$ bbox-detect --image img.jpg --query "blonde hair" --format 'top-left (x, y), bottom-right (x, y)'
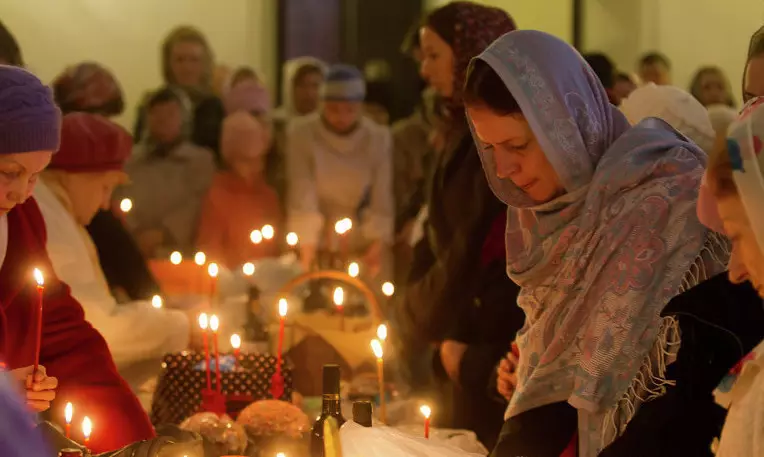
top-left (161, 26), bottom-right (214, 90)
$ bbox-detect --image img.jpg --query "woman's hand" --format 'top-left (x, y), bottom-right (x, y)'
top-left (11, 365), bottom-right (58, 412)
top-left (440, 340), bottom-right (468, 382)
top-left (497, 345), bottom-right (519, 401)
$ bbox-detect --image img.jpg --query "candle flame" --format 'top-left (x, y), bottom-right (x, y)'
top-left (32, 268), bottom-right (44, 286)
top-left (207, 262), bottom-right (219, 278)
top-left (82, 416), bottom-right (92, 439)
top-left (261, 224), bottom-right (275, 240)
top-left (151, 295), bottom-right (163, 309)
top-left (230, 333), bottom-right (241, 349)
top-left (333, 287), bottom-right (344, 307)
top-left (342, 218), bottom-right (353, 231)
top-left (194, 252), bottom-right (207, 266)
top-left (381, 281), bottom-right (395, 297)
top-left (420, 405), bottom-right (431, 419)
top-left (119, 198), bottom-right (132, 213)
top-left (209, 314), bottom-right (219, 332)
top-left (371, 339), bottom-right (384, 359)
top-left (250, 229), bottom-right (263, 244)
top-left (278, 298), bottom-right (288, 317)
top-left (276, 453), bottom-right (286, 457)
top-left (242, 262), bottom-right (255, 276)
top-left (348, 262), bottom-right (360, 278)
top-left (169, 251), bottom-right (183, 265)
top-left (198, 312), bottom-right (208, 330)
top-left (377, 324), bottom-right (388, 341)
top-left (64, 402), bottom-right (73, 424)
top-left (334, 217), bottom-right (353, 235)
top-left (286, 232), bottom-right (299, 246)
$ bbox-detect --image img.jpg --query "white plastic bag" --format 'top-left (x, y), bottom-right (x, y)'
top-left (340, 421), bottom-right (487, 457)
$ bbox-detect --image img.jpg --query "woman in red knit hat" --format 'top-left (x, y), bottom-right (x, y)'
top-left (34, 112), bottom-right (190, 392)
top-left (0, 65), bottom-right (155, 452)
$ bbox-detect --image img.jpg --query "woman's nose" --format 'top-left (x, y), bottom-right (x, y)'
top-left (494, 152), bottom-right (520, 179)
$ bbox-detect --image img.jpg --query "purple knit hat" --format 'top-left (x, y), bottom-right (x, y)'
top-left (0, 65), bottom-right (61, 154)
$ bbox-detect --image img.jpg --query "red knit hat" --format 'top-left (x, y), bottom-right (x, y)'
top-left (49, 112), bottom-right (132, 172)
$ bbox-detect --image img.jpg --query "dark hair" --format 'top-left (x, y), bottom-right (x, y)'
top-left (689, 66), bottom-right (735, 108)
top-left (401, 16), bottom-right (423, 56)
top-left (639, 52), bottom-right (671, 69)
top-left (463, 59), bottom-right (521, 115)
top-left (584, 53), bottom-right (616, 89)
top-left (293, 64), bottom-right (323, 87)
top-left (147, 88), bottom-right (182, 110)
top-left (0, 20), bottom-right (23, 66)
top-left (744, 26), bottom-right (764, 101)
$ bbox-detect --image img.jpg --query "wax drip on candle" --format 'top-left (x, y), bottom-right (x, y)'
top-left (151, 295), bottom-right (163, 309)
top-left (119, 198), bottom-right (132, 213)
top-left (170, 251), bottom-right (183, 265)
top-left (242, 262), bottom-right (255, 276)
top-left (250, 229), bottom-right (263, 244)
top-left (261, 224), bottom-right (275, 240)
top-left (348, 262), bottom-right (360, 278)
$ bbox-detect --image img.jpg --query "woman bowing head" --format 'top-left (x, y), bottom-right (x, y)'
top-left (464, 31), bottom-right (727, 456)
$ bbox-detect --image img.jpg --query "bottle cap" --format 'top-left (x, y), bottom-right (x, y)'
top-left (353, 401), bottom-right (373, 427)
top-left (323, 364), bottom-right (341, 394)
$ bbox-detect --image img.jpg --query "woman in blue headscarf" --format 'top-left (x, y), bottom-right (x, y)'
top-left (463, 30), bottom-right (728, 456)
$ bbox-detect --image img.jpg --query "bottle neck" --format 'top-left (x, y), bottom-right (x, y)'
top-left (321, 393), bottom-right (341, 416)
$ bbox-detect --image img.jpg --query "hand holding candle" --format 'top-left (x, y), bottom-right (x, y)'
top-left (333, 287), bottom-right (345, 331)
top-left (371, 339), bottom-right (386, 423)
top-left (420, 405), bottom-right (432, 439)
top-left (271, 298), bottom-right (288, 399)
top-left (64, 402), bottom-right (73, 438)
top-left (199, 313), bottom-right (212, 391)
top-left (82, 416), bottom-right (92, 446)
top-left (210, 314), bottom-right (222, 393)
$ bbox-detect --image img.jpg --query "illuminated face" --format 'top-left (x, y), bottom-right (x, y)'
top-left (718, 195), bottom-right (764, 297)
top-left (322, 100), bottom-right (363, 134)
top-left (293, 69), bottom-right (324, 115)
top-left (0, 151), bottom-right (52, 214)
top-left (60, 171), bottom-right (127, 225)
top-left (468, 106), bottom-right (564, 203)
top-left (169, 40), bottom-right (206, 88)
top-left (419, 26), bottom-right (455, 98)
top-left (744, 56), bottom-right (764, 103)
top-left (696, 70), bottom-right (729, 106)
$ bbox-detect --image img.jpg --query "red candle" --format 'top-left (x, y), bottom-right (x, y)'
top-left (210, 314), bottom-right (222, 393)
top-left (199, 313), bottom-right (212, 391)
top-left (230, 333), bottom-right (241, 369)
top-left (64, 402), bottom-right (73, 439)
top-left (276, 299), bottom-right (287, 374)
top-left (420, 405), bottom-right (431, 439)
top-left (333, 287), bottom-right (345, 331)
top-left (82, 416), bottom-right (92, 447)
top-left (32, 269), bottom-right (44, 380)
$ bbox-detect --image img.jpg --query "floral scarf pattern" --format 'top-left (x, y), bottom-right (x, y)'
top-left (468, 31), bottom-right (723, 454)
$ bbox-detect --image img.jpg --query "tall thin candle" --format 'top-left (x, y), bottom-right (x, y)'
top-left (371, 339), bottom-right (386, 423)
top-left (198, 313), bottom-right (212, 391)
top-left (194, 252), bottom-right (207, 295)
top-left (210, 314), bottom-right (222, 393)
top-left (333, 287), bottom-right (345, 331)
top-left (82, 416), bottom-right (92, 446)
top-left (276, 298), bottom-right (288, 374)
top-left (64, 402), bottom-right (73, 439)
top-left (207, 263), bottom-right (219, 308)
top-left (420, 405), bottom-right (431, 439)
top-left (32, 269), bottom-right (44, 379)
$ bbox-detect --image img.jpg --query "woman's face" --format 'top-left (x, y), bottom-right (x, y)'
top-left (0, 151), bottom-right (52, 214)
top-left (293, 69), bottom-right (324, 115)
top-left (419, 26), bottom-right (455, 98)
top-left (468, 106), bottom-right (564, 203)
top-left (62, 171), bottom-right (126, 225)
top-left (718, 195), bottom-right (764, 297)
top-left (169, 40), bottom-right (206, 88)
top-left (697, 71), bottom-right (728, 106)
top-left (744, 55), bottom-right (764, 102)
top-left (323, 101), bottom-right (363, 134)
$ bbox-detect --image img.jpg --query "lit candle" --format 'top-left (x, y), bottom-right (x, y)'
top-left (286, 232), bottom-right (299, 252)
top-left (230, 333), bottom-right (241, 369)
top-left (276, 298), bottom-right (288, 375)
top-left (194, 251), bottom-right (207, 295)
top-left (261, 224), bottom-right (275, 240)
top-left (119, 198), bottom-right (132, 213)
top-left (333, 287), bottom-right (345, 331)
top-left (210, 314), bottom-right (222, 393)
top-left (82, 416), bottom-right (92, 446)
top-left (250, 229), bottom-right (263, 244)
top-left (371, 339), bottom-right (386, 423)
top-left (199, 313), bottom-right (212, 391)
top-left (32, 268), bottom-right (44, 380)
top-left (242, 262), bottom-right (255, 276)
top-left (170, 251), bottom-right (183, 265)
top-left (64, 402), bottom-right (73, 439)
top-left (334, 218), bottom-right (353, 267)
top-left (276, 453), bottom-right (286, 457)
top-left (151, 295), bottom-right (163, 309)
top-left (207, 263), bottom-right (219, 308)
top-left (381, 282), bottom-right (395, 298)
top-left (420, 405), bottom-right (432, 439)
top-left (377, 324), bottom-right (387, 342)
top-left (348, 262), bottom-right (360, 278)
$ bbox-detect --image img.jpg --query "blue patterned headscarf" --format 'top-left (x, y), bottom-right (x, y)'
top-left (468, 30), bottom-right (725, 454)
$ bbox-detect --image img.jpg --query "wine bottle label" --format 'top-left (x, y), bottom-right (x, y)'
top-left (322, 393), bottom-right (341, 401)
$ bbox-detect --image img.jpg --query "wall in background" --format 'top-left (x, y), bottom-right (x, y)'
top-left (1, 0), bottom-right (277, 128)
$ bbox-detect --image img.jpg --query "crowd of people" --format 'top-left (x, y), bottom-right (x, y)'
top-left (1, 1), bottom-right (764, 456)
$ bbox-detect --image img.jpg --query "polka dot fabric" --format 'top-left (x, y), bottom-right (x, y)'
top-left (149, 352), bottom-right (293, 425)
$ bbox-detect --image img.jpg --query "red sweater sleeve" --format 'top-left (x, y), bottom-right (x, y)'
top-left (0, 198), bottom-right (155, 453)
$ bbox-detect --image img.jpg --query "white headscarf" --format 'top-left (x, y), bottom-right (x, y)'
top-left (273, 57), bottom-right (327, 121)
top-left (620, 83), bottom-right (717, 152)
